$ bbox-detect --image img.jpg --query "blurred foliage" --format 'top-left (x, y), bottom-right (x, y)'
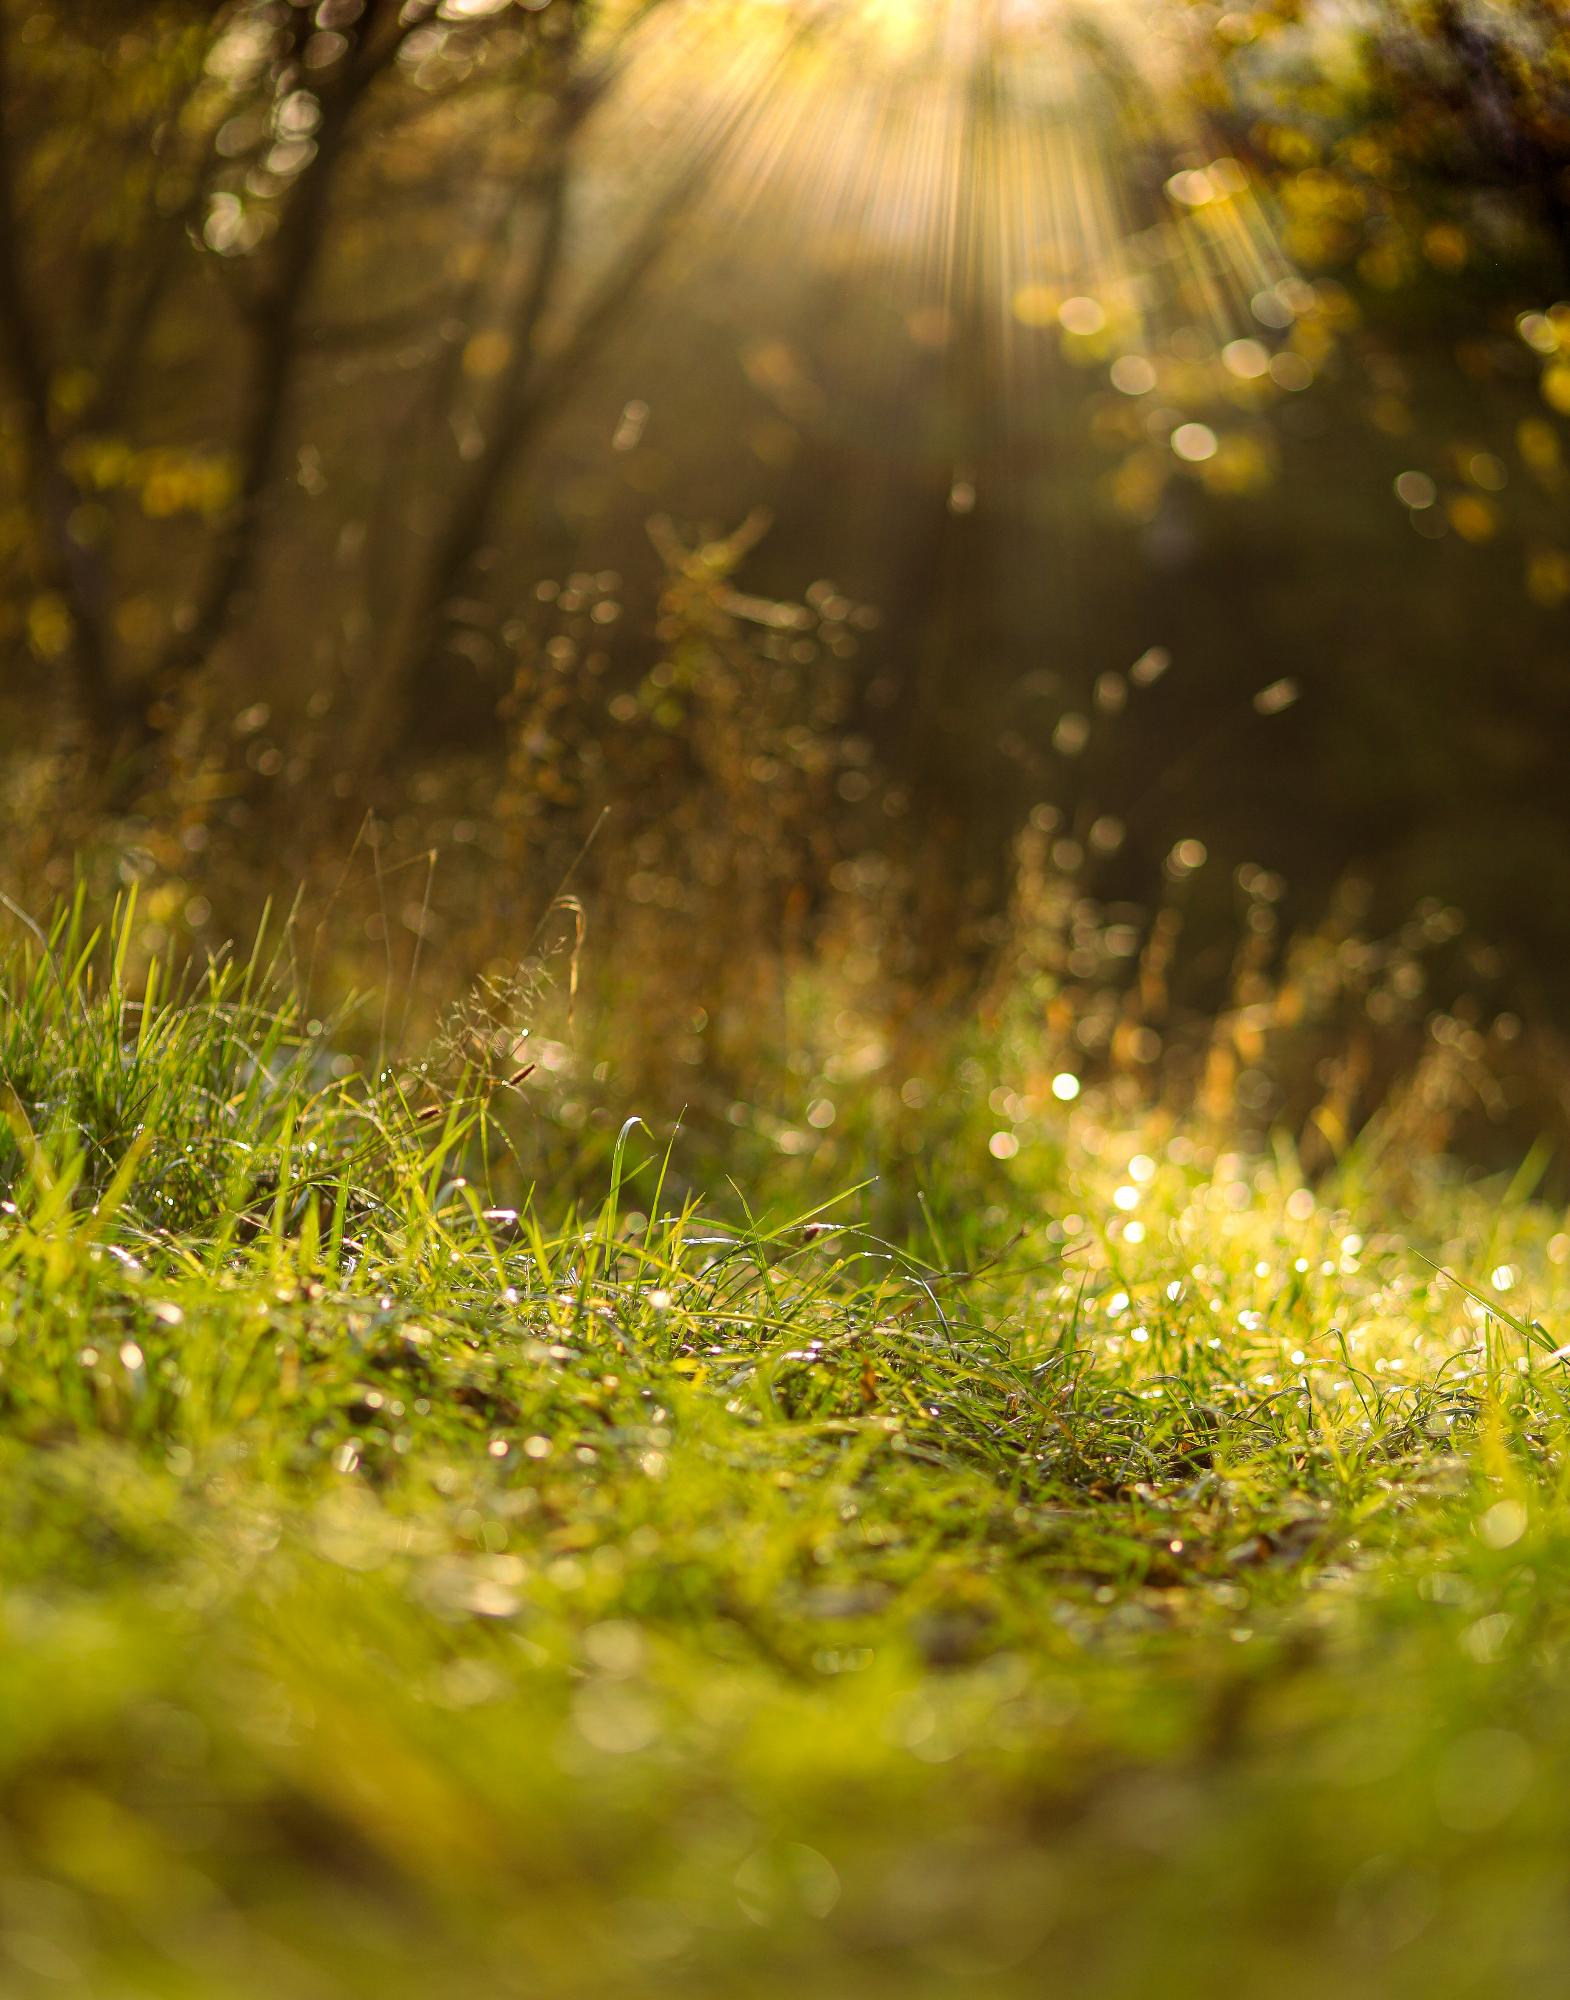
top-left (1185, 0), bottom-right (1570, 568)
top-left (4, 0), bottom-right (1570, 1027)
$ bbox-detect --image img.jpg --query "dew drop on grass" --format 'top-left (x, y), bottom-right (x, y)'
top-left (1477, 1499), bottom-right (1527, 1550)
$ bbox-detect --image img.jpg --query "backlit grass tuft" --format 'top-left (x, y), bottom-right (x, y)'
top-left (2, 900), bottom-right (1569, 1998)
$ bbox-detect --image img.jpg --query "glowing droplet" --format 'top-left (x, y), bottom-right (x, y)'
top-left (1253, 678), bottom-right (1300, 716)
top-left (1516, 311), bottom-right (1558, 355)
top-left (1110, 354), bottom-right (1156, 395)
top-left (1166, 169), bottom-right (1214, 207)
top-left (1478, 1500), bottom-right (1527, 1550)
top-left (1222, 338), bottom-right (1270, 380)
top-left (1269, 352), bottom-right (1313, 391)
top-left (1171, 423), bottom-right (1218, 463)
top-left (1058, 295), bottom-right (1106, 336)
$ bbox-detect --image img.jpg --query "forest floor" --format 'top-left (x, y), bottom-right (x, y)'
top-left (2, 905), bottom-right (1569, 1999)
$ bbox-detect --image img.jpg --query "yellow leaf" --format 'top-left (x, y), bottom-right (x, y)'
top-left (1447, 493), bottom-right (1497, 543)
top-left (1526, 547), bottom-right (1570, 608)
top-left (26, 593), bottom-right (72, 659)
top-left (463, 330), bottom-right (513, 380)
top-left (1542, 363), bottom-right (1570, 416)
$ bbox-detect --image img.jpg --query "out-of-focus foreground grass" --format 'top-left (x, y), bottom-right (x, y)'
top-left (1, 896), bottom-right (1569, 1999)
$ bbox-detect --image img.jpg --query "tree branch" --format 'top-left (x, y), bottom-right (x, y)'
top-left (0, 10), bottom-right (117, 728)
top-left (87, 44), bottom-right (235, 433)
top-left (385, 7), bottom-right (822, 737)
top-left (150, 0), bottom-right (413, 696)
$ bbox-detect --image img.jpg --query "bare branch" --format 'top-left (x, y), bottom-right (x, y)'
top-left (151, 0), bottom-right (419, 695)
top-left (0, 10), bottom-right (117, 726)
top-left (88, 45), bottom-right (236, 432)
top-left (384, 8), bottom-right (824, 735)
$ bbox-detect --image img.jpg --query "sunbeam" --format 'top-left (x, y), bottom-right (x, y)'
top-left (580, 0), bottom-right (1325, 498)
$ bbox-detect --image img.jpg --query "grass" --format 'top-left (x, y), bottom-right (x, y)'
top-left (3, 897), bottom-right (1570, 1998)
